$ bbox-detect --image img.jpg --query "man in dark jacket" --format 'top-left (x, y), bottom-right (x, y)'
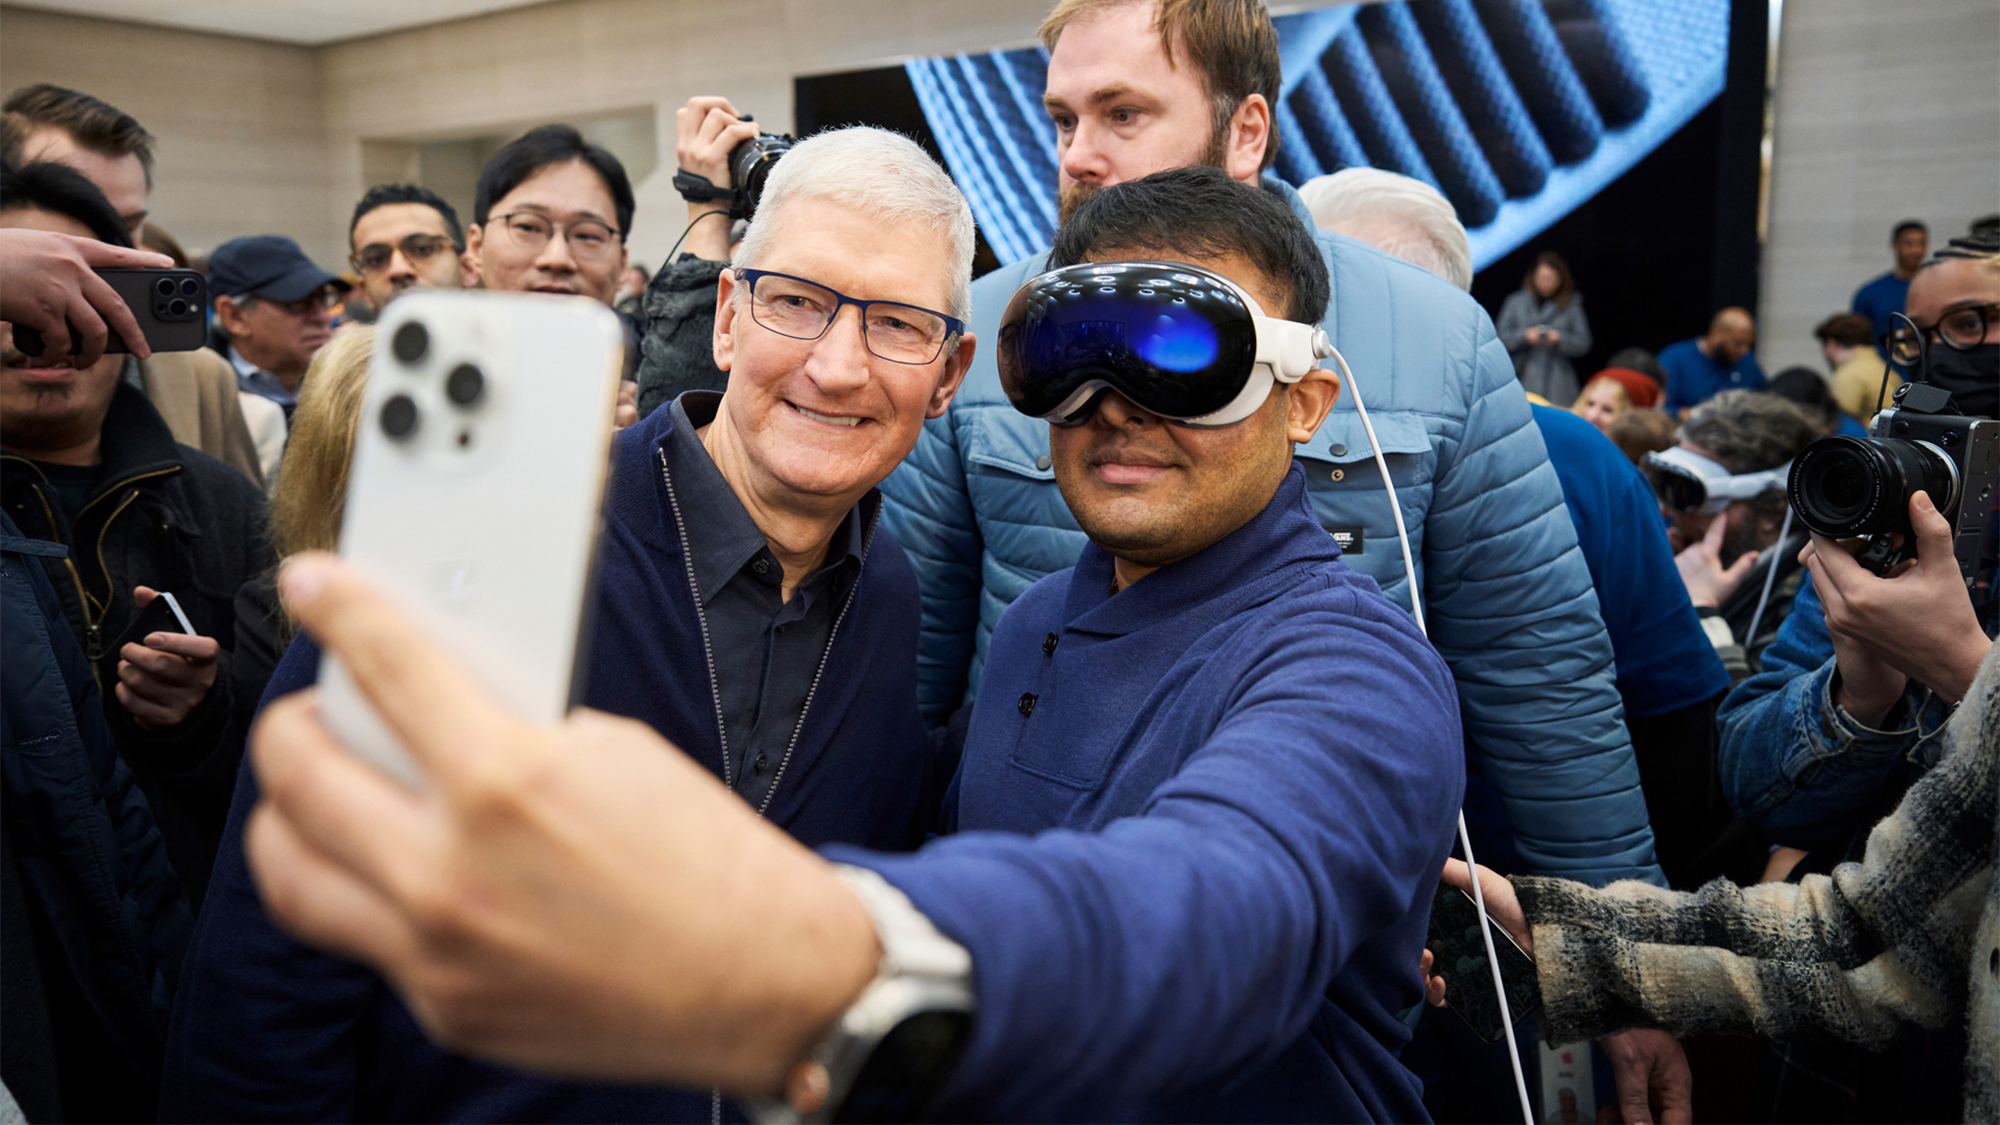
top-left (2, 507), bottom-right (193, 1122)
top-left (162, 125), bottom-right (976, 1123)
top-left (0, 162), bottom-right (272, 906)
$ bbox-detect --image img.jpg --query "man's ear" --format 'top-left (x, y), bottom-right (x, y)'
top-left (928, 332), bottom-right (977, 419)
top-left (215, 294), bottom-right (248, 336)
top-left (1285, 365), bottom-right (1342, 444)
top-left (1225, 94), bottom-right (1272, 184)
top-left (712, 267), bottom-right (739, 373)
top-left (463, 225), bottom-right (485, 289)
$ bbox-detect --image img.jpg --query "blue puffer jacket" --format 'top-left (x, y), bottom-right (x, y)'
top-left (881, 176), bottom-right (1661, 886)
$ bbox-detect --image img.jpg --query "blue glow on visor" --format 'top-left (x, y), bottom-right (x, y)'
top-left (1135, 312), bottom-right (1219, 373)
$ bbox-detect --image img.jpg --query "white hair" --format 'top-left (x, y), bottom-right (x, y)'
top-left (1297, 167), bottom-right (1474, 292)
top-left (732, 126), bottom-right (976, 323)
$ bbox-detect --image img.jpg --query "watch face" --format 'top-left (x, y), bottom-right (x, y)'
top-left (833, 1010), bottom-right (975, 1124)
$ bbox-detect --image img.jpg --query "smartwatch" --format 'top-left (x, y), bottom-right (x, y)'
top-left (756, 866), bottom-right (975, 1124)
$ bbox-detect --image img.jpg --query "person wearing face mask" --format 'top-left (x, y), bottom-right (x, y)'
top-left (1714, 232), bottom-right (1997, 1122)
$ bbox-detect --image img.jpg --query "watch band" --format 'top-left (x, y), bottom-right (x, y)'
top-left (754, 866), bottom-right (974, 1125)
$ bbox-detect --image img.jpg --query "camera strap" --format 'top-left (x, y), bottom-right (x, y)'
top-left (672, 169), bottom-right (733, 206)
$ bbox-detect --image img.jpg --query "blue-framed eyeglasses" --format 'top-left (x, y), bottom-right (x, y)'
top-left (735, 268), bottom-right (963, 365)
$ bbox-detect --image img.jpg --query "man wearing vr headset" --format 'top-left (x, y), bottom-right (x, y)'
top-left (234, 168), bottom-right (1466, 1125)
top-left (1643, 390), bottom-right (1823, 677)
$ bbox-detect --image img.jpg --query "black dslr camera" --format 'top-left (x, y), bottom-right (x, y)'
top-left (1787, 382), bottom-right (2000, 582)
top-left (671, 114), bottom-right (794, 221)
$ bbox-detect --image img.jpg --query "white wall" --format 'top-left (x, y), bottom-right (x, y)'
top-left (2, 0), bottom-right (1055, 270)
top-left (1759, 0), bottom-right (2000, 375)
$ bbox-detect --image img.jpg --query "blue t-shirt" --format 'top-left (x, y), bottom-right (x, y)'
top-left (1851, 271), bottom-right (1909, 347)
top-left (1532, 406), bottom-right (1729, 716)
top-left (1659, 337), bottom-right (1766, 411)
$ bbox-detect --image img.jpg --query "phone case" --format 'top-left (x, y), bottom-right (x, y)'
top-left (12, 268), bottom-right (209, 356)
top-left (319, 291), bottom-right (624, 788)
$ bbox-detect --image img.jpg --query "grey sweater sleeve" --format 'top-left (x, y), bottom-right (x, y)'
top-left (634, 255), bottom-right (729, 419)
top-left (1516, 641), bottom-right (1998, 1049)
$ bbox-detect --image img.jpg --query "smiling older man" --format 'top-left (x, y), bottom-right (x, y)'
top-left (162, 126), bottom-right (977, 1123)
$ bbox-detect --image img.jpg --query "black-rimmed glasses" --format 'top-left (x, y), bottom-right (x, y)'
top-left (1881, 304), bottom-right (1999, 367)
top-left (352, 233), bottom-right (458, 274)
top-left (736, 269), bottom-right (963, 365)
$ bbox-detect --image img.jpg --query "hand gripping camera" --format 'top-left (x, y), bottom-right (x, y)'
top-left (1787, 381), bottom-right (2000, 582)
top-left (671, 115), bottom-right (794, 222)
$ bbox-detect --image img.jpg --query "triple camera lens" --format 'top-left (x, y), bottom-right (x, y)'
top-left (380, 318), bottom-right (484, 441)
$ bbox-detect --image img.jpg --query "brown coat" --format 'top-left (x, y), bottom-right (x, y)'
top-left (138, 349), bottom-right (264, 489)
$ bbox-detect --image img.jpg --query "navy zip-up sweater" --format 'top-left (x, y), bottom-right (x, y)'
top-left (836, 465), bottom-right (1465, 1122)
top-left (161, 404), bottom-right (931, 1122)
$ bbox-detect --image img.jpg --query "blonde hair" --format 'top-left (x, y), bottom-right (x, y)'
top-left (270, 326), bottom-right (373, 559)
top-left (1571, 375), bottom-right (1633, 417)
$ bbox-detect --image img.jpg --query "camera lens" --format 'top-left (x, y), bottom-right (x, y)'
top-left (168, 298), bottom-right (189, 317)
top-left (445, 363), bottom-right (484, 407)
top-left (1789, 435), bottom-right (1954, 539)
top-left (155, 277), bottom-right (176, 297)
top-left (180, 278), bottom-right (200, 297)
top-left (393, 321), bottom-right (429, 364)
top-left (380, 393), bottom-right (420, 439)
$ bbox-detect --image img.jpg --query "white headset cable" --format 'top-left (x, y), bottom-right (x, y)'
top-left (1326, 345), bottom-right (1536, 1125)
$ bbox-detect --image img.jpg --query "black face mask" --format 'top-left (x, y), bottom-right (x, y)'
top-left (1920, 343), bottom-right (1999, 419)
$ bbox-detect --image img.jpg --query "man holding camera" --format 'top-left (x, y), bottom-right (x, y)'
top-left (163, 126), bottom-right (974, 1123)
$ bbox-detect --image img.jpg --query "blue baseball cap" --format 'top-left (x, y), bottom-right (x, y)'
top-left (207, 235), bottom-right (351, 302)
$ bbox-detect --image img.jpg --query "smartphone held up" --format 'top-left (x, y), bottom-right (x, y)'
top-left (14, 268), bottom-right (208, 357)
top-left (317, 291), bottom-right (624, 788)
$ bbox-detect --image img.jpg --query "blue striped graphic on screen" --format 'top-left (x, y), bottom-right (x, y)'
top-left (905, 0), bottom-right (1729, 270)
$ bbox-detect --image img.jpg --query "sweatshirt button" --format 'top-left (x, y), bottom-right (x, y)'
top-left (1330, 443), bottom-right (1347, 456)
top-left (1035, 454), bottom-right (1052, 470)
top-left (753, 752), bottom-right (768, 774)
top-left (1042, 633), bottom-right (1058, 655)
top-left (1017, 692), bottom-right (1037, 716)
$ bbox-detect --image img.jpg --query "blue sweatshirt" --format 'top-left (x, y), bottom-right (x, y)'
top-left (836, 465), bottom-right (1465, 1122)
top-left (1851, 271), bottom-right (1909, 347)
top-left (161, 404), bottom-right (933, 1122)
top-left (1659, 338), bottom-right (1766, 411)
top-left (1531, 406), bottom-right (1727, 717)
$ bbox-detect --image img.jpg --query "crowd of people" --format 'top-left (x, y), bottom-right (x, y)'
top-left (1, 1), bottom-right (1995, 1123)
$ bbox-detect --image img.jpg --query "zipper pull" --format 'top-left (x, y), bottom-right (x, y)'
top-left (86, 622), bottom-right (103, 662)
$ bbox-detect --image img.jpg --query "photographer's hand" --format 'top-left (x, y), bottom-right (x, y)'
top-left (675, 96), bottom-right (762, 262)
top-left (1674, 508), bottom-right (1760, 609)
top-left (1802, 491), bottom-right (1991, 718)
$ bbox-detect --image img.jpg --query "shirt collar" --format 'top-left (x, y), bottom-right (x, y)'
top-left (229, 347), bottom-right (297, 405)
top-left (663, 391), bottom-right (866, 603)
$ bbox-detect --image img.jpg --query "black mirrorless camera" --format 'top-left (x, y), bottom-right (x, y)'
top-left (671, 114), bottom-right (794, 221)
top-left (1788, 381), bottom-right (2000, 582)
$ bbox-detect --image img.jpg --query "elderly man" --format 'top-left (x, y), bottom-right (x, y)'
top-left (162, 127), bottom-right (974, 1122)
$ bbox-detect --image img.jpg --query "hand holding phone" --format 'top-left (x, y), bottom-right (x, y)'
top-left (1425, 881), bottom-right (1541, 1043)
top-left (320, 292), bottom-right (624, 788)
top-left (13, 268), bottom-right (209, 358)
top-left (110, 587), bottom-right (221, 729)
top-left (0, 228), bottom-right (173, 367)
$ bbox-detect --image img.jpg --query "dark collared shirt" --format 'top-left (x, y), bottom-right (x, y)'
top-left (661, 392), bottom-right (865, 810)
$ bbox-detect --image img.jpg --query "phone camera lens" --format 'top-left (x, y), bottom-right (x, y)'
top-left (155, 277), bottom-right (176, 297)
top-left (380, 393), bottom-right (420, 439)
top-left (168, 298), bottom-right (189, 317)
top-left (392, 321), bottom-right (429, 364)
top-left (180, 278), bottom-right (200, 297)
top-left (445, 363), bottom-right (485, 407)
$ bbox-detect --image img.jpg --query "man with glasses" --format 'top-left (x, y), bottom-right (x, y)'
top-left (347, 183), bottom-right (467, 311)
top-left (1716, 231), bottom-right (1998, 1123)
top-left (464, 123), bottom-right (642, 418)
top-left (164, 126), bottom-right (975, 1123)
top-left (209, 234), bottom-right (350, 480)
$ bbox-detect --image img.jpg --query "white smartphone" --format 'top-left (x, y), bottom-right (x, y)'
top-left (319, 292), bottom-right (624, 788)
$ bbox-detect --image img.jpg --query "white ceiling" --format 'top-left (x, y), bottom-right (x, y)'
top-left (8, 0), bottom-right (562, 45)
